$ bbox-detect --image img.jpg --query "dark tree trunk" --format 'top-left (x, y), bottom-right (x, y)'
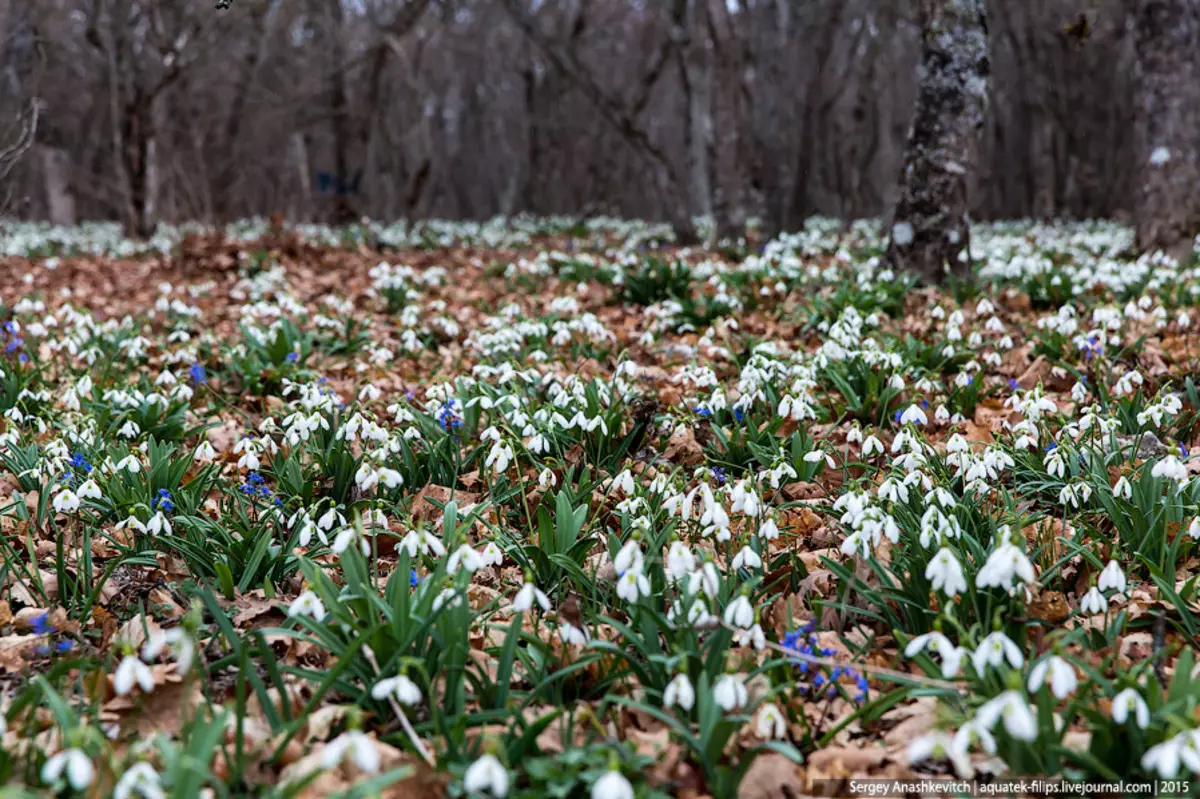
top-left (1131, 0), bottom-right (1200, 258)
top-left (886, 0), bottom-right (990, 283)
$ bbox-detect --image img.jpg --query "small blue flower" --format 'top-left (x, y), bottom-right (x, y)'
top-left (31, 613), bottom-right (54, 636)
top-left (189, 363), bottom-right (207, 384)
top-left (734, 407), bottom-right (745, 423)
top-left (285, 352), bottom-right (299, 362)
top-left (1045, 441), bottom-right (1058, 452)
top-left (154, 488), bottom-right (175, 513)
top-left (712, 467), bottom-right (727, 484)
top-left (410, 569), bottom-right (419, 587)
top-left (1008, 379), bottom-right (1019, 391)
top-left (892, 409), bottom-right (904, 423)
top-left (56, 639), bottom-right (75, 653)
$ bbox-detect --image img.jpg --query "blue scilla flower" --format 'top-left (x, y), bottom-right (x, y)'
top-left (154, 488), bottom-right (175, 513)
top-left (285, 352), bottom-right (298, 362)
top-left (734, 407), bottom-right (745, 423)
top-left (189, 363), bottom-right (207, 384)
top-left (410, 569), bottom-right (419, 588)
top-left (31, 613), bottom-right (54, 635)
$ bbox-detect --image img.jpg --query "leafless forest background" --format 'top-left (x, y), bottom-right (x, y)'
top-left (0, 0), bottom-right (1142, 237)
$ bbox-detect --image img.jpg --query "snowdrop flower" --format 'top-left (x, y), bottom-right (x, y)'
top-left (976, 690), bottom-right (1038, 741)
top-left (559, 621), bottom-right (588, 646)
top-left (114, 654), bottom-right (155, 696)
top-left (591, 770), bottom-right (634, 799)
top-left (755, 703), bottom-right (787, 739)
top-left (399, 529), bottom-right (446, 558)
top-left (464, 754), bottom-right (509, 797)
top-left (371, 674), bottom-right (422, 706)
top-left (377, 467), bottom-right (403, 489)
top-left (448, 543), bottom-right (484, 574)
top-left (119, 420), bottom-right (141, 439)
top-left (1080, 585), bottom-right (1108, 615)
top-left (322, 730), bottom-right (380, 774)
top-left (1112, 688), bottom-right (1149, 729)
top-left (1189, 518), bottom-right (1200, 540)
top-left (862, 434), bottom-right (884, 457)
top-left (616, 568), bottom-right (650, 603)
top-left (908, 732), bottom-right (972, 778)
top-left (1113, 475), bottom-right (1132, 499)
top-left (332, 525), bottom-right (369, 556)
top-left (731, 545), bottom-right (762, 570)
top-left (1142, 734), bottom-right (1185, 778)
top-left (722, 595), bottom-right (755, 628)
top-left (288, 590), bottom-right (326, 620)
top-left (512, 581), bottom-right (551, 612)
top-left (976, 542), bottom-right (1035, 594)
top-left (1098, 560), bottom-right (1126, 593)
top-left (735, 623), bottom-right (766, 650)
top-left (193, 440), bottom-right (217, 462)
top-left (146, 510), bottom-right (172, 536)
top-left (41, 749), bottom-right (94, 791)
top-left (114, 762), bottom-right (164, 799)
top-left (664, 672), bottom-right (695, 711)
top-left (926, 548), bottom-right (967, 597)
top-left (142, 627), bottom-right (195, 673)
top-left (613, 539), bottom-right (644, 575)
top-left (1027, 655), bottom-right (1077, 699)
top-left (666, 541), bottom-right (695, 580)
top-left (757, 516), bottom-right (780, 541)
top-left (904, 632), bottom-right (968, 678)
top-left (900, 404), bottom-right (928, 426)
top-left (433, 587), bottom-right (462, 613)
top-left (479, 541), bottom-right (503, 567)
top-left (713, 674), bottom-right (748, 711)
top-left (1152, 455), bottom-right (1188, 481)
top-left (973, 631), bottom-right (1024, 673)
top-left (53, 488), bottom-right (80, 514)
top-left (77, 478), bottom-right (102, 500)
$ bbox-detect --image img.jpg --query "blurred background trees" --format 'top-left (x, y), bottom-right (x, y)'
top-left (0, 0), bottom-right (1194, 254)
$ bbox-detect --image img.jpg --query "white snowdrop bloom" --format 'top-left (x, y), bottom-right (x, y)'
top-left (758, 516), bottom-right (780, 540)
top-left (735, 623), bottom-right (766, 650)
top-left (194, 440), bottom-right (218, 462)
top-left (1080, 585), bottom-right (1108, 615)
top-left (1152, 455), bottom-right (1188, 481)
top-left (512, 581), bottom-right (551, 613)
top-left (862, 434), bottom-right (884, 457)
top-left (1027, 656), bottom-right (1077, 699)
top-left (559, 621), bottom-right (589, 646)
top-left (616, 568), bottom-right (651, 603)
top-left (114, 761), bottom-right (164, 799)
top-left (377, 467), bottom-right (404, 489)
top-left (332, 525), bottom-right (369, 556)
top-left (666, 541), bottom-right (696, 581)
top-left (77, 478), bottom-right (102, 500)
top-left (972, 631), bottom-right (1024, 673)
top-left (976, 542), bottom-right (1035, 594)
top-left (538, 467), bottom-right (556, 487)
top-left (479, 541), bottom-right (504, 567)
top-left (464, 754), bottom-right (509, 797)
top-left (119, 420), bottom-right (141, 439)
top-left (591, 770), bottom-right (634, 799)
top-left (354, 462), bottom-right (380, 492)
top-left (731, 546), bottom-right (762, 570)
top-left (614, 469), bottom-right (635, 494)
top-left (1142, 734), bottom-right (1184, 778)
top-left (976, 690), bottom-right (1038, 742)
top-left (1112, 688), bottom-right (1149, 729)
top-left (713, 674), bottom-right (748, 711)
top-left (399, 529), bottom-right (446, 558)
top-left (53, 489), bottom-right (80, 514)
top-left (433, 587), bottom-right (463, 613)
top-left (146, 511), bottom-right (172, 536)
top-left (1189, 518), bottom-right (1200, 540)
top-left (142, 627), bottom-right (195, 673)
top-left (908, 732), bottom-right (972, 778)
top-left (613, 539), bottom-right (644, 575)
top-left (925, 548), bottom-right (967, 597)
top-left (41, 749), bottom-right (94, 792)
top-left (755, 703), bottom-right (787, 739)
top-left (117, 515), bottom-right (148, 535)
top-left (114, 654), bottom-right (155, 696)
top-left (322, 730), bottom-right (381, 774)
top-left (448, 543), bottom-right (484, 573)
top-left (371, 674), bottom-right (422, 706)
top-left (900, 404), bottom-right (928, 426)
top-left (287, 590), bottom-right (326, 620)
top-left (688, 561), bottom-right (721, 597)
top-left (663, 672), bottom-right (695, 711)
top-left (722, 595), bottom-right (755, 628)
top-left (1098, 560), bottom-right (1126, 593)
top-left (1113, 475), bottom-right (1132, 499)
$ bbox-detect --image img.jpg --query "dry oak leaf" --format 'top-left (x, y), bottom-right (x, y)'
top-left (663, 425), bottom-right (705, 466)
top-left (737, 753), bottom-right (805, 799)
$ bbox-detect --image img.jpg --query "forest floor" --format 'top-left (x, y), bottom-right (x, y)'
top-left (0, 217), bottom-right (1197, 798)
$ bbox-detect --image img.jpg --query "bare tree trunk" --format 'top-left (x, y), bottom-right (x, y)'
top-left (679, 0), bottom-right (713, 230)
top-left (886, 0), bottom-right (990, 283)
top-left (1130, 0), bottom-right (1200, 257)
top-left (37, 144), bottom-right (74, 226)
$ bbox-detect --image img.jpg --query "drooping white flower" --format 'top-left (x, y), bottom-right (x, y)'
top-left (371, 674), bottom-right (422, 706)
top-left (142, 627), bottom-right (195, 673)
top-left (53, 489), bottom-right (80, 514)
top-left (113, 761), bottom-right (164, 799)
top-left (1027, 655), bottom-right (1078, 699)
top-left (146, 510), bottom-right (173, 536)
top-left (287, 590), bottom-right (326, 620)
top-left (114, 654), bottom-right (155, 696)
top-left (1112, 687), bottom-right (1149, 729)
top-left (907, 732), bottom-right (972, 778)
top-left (464, 754), bottom-right (509, 797)
top-left (448, 543), bottom-right (484, 574)
top-left (664, 672), bottom-right (695, 711)
top-left (722, 595), bottom-right (755, 629)
top-left (755, 703), bottom-right (787, 739)
top-left (512, 581), bottom-right (551, 613)
top-left (925, 548), bottom-right (967, 597)
top-left (972, 631), bottom-right (1024, 673)
top-left (41, 748), bottom-right (95, 791)
top-left (591, 770), bottom-right (634, 799)
top-left (713, 674), bottom-right (748, 711)
top-left (1098, 560), bottom-right (1126, 593)
top-left (1080, 585), bottom-right (1108, 615)
top-left (976, 690), bottom-right (1038, 742)
top-left (322, 730), bottom-right (380, 774)
top-left (1142, 734), bottom-right (1184, 778)
top-left (616, 568), bottom-right (650, 604)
